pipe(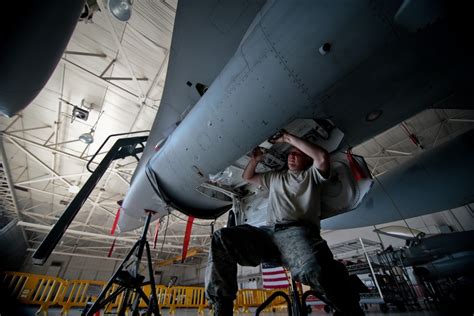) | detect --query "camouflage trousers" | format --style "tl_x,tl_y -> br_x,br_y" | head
205,224 -> 360,313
